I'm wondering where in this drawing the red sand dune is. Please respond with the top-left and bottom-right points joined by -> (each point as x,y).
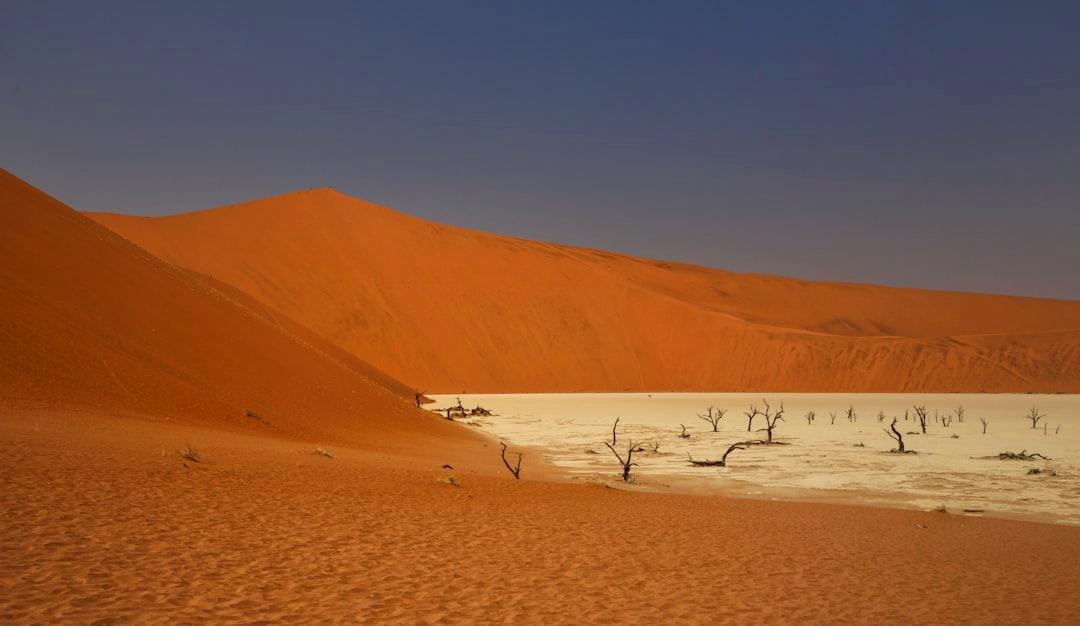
90,188 -> 1080,393
0,168 -> 477,452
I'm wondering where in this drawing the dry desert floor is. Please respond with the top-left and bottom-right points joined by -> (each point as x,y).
3,409 -> 1079,625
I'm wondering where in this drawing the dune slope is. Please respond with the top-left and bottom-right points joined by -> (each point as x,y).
0,169 -> 476,450
89,189 -> 1080,393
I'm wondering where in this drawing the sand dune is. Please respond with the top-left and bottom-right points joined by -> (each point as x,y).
0,169 -> 477,451
90,188 -> 1080,393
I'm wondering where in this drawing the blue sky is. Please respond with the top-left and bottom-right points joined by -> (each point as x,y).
3,1 -> 1079,298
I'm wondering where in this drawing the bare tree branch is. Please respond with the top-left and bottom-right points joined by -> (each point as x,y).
913,405 -> 929,434
754,399 -> 785,443
604,418 -> 638,482
697,407 -> 727,432
744,404 -> 762,432
499,441 -> 522,479
1025,407 -> 1046,429
884,417 -> 906,453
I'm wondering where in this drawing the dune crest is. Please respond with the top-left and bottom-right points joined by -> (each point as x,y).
88,189 -> 1080,394
0,169 -> 477,451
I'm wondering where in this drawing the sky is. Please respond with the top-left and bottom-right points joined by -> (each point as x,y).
3,1 -> 1079,299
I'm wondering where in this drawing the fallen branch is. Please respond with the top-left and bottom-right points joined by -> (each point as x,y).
499,442 -> 522,479
990,450 -> 1049,461
686,443 -> 746,467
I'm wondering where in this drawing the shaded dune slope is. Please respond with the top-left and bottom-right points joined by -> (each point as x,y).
0,169 -> 476,450
89,189 -> 1080,393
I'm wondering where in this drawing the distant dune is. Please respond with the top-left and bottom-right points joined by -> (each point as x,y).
0,169 -> 476,449
88,188 -> 1080,394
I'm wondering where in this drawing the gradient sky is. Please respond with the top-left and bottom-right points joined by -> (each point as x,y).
3,1 -> 1079,299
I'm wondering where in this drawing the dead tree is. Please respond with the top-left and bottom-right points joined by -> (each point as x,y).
1026,407 -> 1045,429
980,417 -> 989,435
829,411 -> 837,425
877,411 -> 887,423
884,417 -> 906,453
697,407 -> 727,432
678,424 -> 691,439
444,407 -> 454,421
913,405 -> 929,434
805,410 -> 816,425
687,443 -> 747,467
604,418 -> 639,482
954,405 -> 966,423
755,399 -> 785,443
414,392 -> 425,408
744,404 -> 762,432
499,442 -> 522,479
845,405 -> 857,423
941,413 -> 953,428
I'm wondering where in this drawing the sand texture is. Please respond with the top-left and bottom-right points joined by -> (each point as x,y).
2,409 -> 1079,625
90,188 -> 1080,394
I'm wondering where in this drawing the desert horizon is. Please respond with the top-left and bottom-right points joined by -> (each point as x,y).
5,3 -> 1080,623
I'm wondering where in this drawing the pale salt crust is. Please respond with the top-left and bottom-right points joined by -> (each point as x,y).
433,393 -> 1080,524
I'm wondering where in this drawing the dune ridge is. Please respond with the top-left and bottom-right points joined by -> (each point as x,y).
0,168 -> 478,452
89,188 -> 1080,394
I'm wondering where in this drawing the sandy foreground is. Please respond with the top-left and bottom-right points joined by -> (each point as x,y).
3,409 -> 1079,625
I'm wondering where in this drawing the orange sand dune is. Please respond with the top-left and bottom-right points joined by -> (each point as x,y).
90,189 -> 1080,393
0,169 -> 475,451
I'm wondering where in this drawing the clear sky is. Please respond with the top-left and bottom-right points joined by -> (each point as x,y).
3,1 -> 1079,299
